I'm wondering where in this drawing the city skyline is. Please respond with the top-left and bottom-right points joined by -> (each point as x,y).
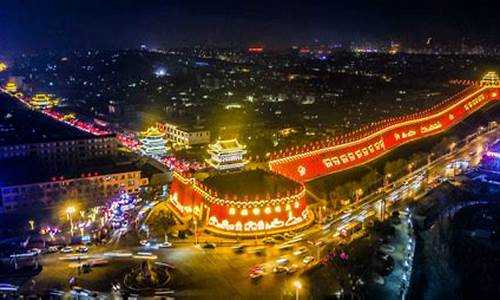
2,0 -> 500,52
1,2 -> 500,298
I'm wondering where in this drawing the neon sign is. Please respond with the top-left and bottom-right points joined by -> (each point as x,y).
322,139 -> 385,169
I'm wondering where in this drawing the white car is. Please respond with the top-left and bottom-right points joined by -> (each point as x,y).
249,270 -> 264,279
303,256 -> 316,265
276,257 -> 289,265
133,252 -> 158,260
139,240 -> 152,247
293,247 -> 308,256
47,246 -> 59,253
60,246 -> 73,254
76,246 -> 89,253
314,239 -> 326,247
379,244 -> 396,254
159,242 -> 173,248
0,283 -> 19,292
272,265 -> 288,273
29,248 -> 42,254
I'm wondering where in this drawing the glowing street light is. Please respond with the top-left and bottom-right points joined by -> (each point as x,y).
293,280 -> 302,300
28,220 -> 35,230
449,142 -> 457,153
66,206 -> 76,236
194,219 -> 198,246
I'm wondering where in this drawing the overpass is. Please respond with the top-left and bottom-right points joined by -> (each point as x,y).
269,72 -> 500,182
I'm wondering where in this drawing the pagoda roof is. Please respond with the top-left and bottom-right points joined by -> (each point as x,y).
209,138 -> 245,152
32,93 -> 51,101
141,126 -> 165,138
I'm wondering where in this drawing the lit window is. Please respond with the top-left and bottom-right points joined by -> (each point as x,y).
253,208 -> 260,215
264,207 -> 272,214
241,208 -> 248,216
294,201 -> 299,209
229,207 -> 236,215
275,206 -> 281,213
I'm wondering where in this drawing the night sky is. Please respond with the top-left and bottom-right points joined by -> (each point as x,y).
1,0 -> 500,51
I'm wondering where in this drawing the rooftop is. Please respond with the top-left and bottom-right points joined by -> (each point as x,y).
202,169 -> 300,198
0,93 -> 95,146
0,157 -> 141,187
209,138 -> 246,152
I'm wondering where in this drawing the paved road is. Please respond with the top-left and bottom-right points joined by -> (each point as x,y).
7,126 -> 498,299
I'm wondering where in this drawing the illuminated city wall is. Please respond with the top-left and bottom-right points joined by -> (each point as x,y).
168,172 -> 312,235
269,86 -> 500,182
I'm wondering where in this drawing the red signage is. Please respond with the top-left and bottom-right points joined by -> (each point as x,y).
269,87 -> 499,182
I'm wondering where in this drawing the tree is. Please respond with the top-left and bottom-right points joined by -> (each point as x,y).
361,170 -> 383,193
432,135 -> 459,156
409,152 -> 427,168
384,158 -> 408,179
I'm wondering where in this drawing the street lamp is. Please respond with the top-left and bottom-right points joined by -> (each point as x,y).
449,142 -> 457,153
407,163 -> 414,173
355,188 -> 363,202
66,206 -> 76,236
293,280 -> 302,300
194,219 -> 198,245
384,173 -> 392,187
28,220 -> 35,231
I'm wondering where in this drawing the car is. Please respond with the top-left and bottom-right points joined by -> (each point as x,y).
303,256 -> 316,265
263,237 -> 276,245
139,240 -> 152,247
252,247 -> 265,256
276,257 -> 289,265
277,244 -> 294,251
111,281 -> 121,292
376,251 -> 390,261
60,246 -> 73,254
314,239 -> 326,247
47,246 -> 60,253
158,242 -> 173,248
29,248 -> 42,255
76,246 -> 89,253
272,234 -> 286,241
293,246 -> 308,256
286,264 -> 298,273
379,244 -> 395,254
250,264 -> 265,272
0,283 -> 19,292
133,252 -> 158,260
89,259 -> 109,267
202,243 -> 216,249
232,244 -> 247,253
372,274 -> 385,285
250,270 -> 264,279
272,266 -> 288,273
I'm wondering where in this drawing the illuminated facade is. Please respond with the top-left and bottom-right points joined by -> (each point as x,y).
30,93 -> 58,110
0,163 -> 148,214
139,127 -> 169,157
481,142 -> 500,171
156,121 -> 210,147
480,71 -> 500,87
269,73 -> 500,182
205,139 -> 248,170
4,82 -> 17,93
168,170 -> 312,237
0,62 -> 7,72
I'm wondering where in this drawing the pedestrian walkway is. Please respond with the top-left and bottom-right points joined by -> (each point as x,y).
367,212 -> 414,300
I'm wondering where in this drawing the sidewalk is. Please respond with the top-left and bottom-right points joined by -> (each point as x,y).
366,213 -> 414,300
